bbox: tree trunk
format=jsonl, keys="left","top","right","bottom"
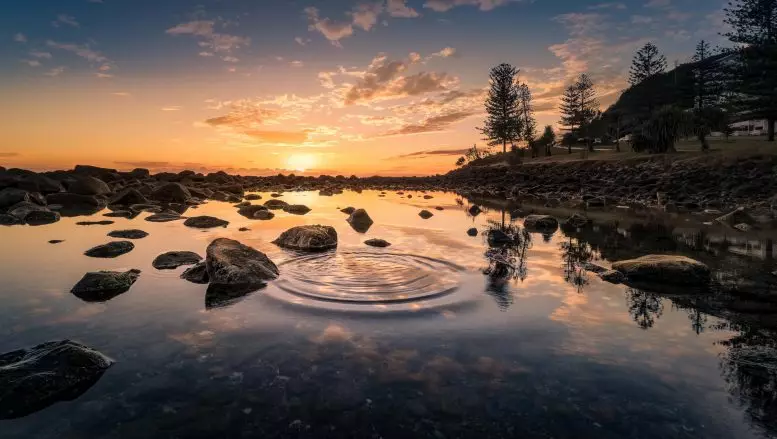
{"left": 699, "top": 132, "right": 709, "bottom": 152}
{"left": 768, "top": 117, "right": 775, "bottom": 142}
{"left": 503, "top": 140, "right": 507, "bottom": 153}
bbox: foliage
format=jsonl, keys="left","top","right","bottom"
{"left": 454, "top": 144, "right": 491, "bottom": 167}
{"left": 642, "top": 105, "right": 690, "bottom": 153}
{"left": 517, "top": 83, "right": 537, "bottom": 146}
{"left": 558, "top": 74, "right": 600, "bottom": 152}
{"left": 480, "top": 63, "right": 523, "bottom": 153}
{"left": 628, "top": 42, "right": 668, "bottom": 86}
{"left": 535, "top": 125, "right": 556, "bottom": 156}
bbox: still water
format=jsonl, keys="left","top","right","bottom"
{"left": 1, "top": 190, "right": 776, "bottom": 438}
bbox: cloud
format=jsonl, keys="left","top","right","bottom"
{"left": 44, "top": 66, "right": 65, "bottom": 77}
{"left": 30, "top": 51, "right": 52, "bottom": 59}
{"left": 588, "top": 2, "right": 626, "bottom": 10}
{"left": 428, "top": 46, "right": 458, "bottom": 59}
{"left": 423, "top": 0, "right": 519, "bottom": 12}
{"left": 395, "top": 148, "right": 469, "bottom": 158}
{"left": 222, "top": 56, "right": 239, "bottom": 63}
{"left": 378, "top": 110, "right": 476, "bottom": 136}
{"left": 645, "top": 0, "right": 671, "bottom": 8}
{"left": 304, "top": 7, "right": 355, "bottom": 44}
{"left": 294, "top": 36, "right": 310, "bottom": 46}
{"left": 52, "top": 14, "right": 79, "bottom": 28}
{"left": 96, "top": 72, "right": 113, "bottom": 78}
{"left": 0, "top": 152, "right": 20, "bottom": 158}
{"left": 387, "top": 0, "right": 420, "bottom": 17}
{"left": 13, "top": 33, "right": 27, "bottom": 43}
{"left": 22, "top": 60, "right": 41, "bottom": 67}
{"left": 243, "top": 130, "right": 312, "bottom": 144}
{"left": 46, "top": 40, "right": 110, "bottom": 63}
{"left": 352, "top": 2, "right": 383, "bottom": 31}
{"left": 112, "top": 92, "right": 131, "bottom": 97}
{"left": 204, "top": 102, "right": 282, "bottom": 128}
{"left": 290, "top": 60, "right": 304, "bottom": 67}
{"left": 166, "top": 20, "right": 250, "bottom": 55}
{"left": 161, "top": 106, "right": 182, "bottom": 111}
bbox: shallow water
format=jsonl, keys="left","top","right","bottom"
{"left": 1, "top": 190, "right": 776, "bottom": 438}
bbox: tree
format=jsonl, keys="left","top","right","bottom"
{"left": 517, "top": 83, "right": 538, "bottom": 156}
{"left": 480, "top": 63, "right": 523, "bottom": 153}
{"left": 558, "top": 74, "right": 600, "bottom": 153}
{"left": 629, "top": 42, "right": 668, "bottom": 86}
{"left": 537, "top": 125, "right": 556, "bottom": 156}
{"left": 559, "top": 83, "right": 581, "bottom": 154}
{"left": 723, "top": 0, "right": 777, "bottom": 142}
{"left": 691, "top": 40, "right": 723, "bottom": 151}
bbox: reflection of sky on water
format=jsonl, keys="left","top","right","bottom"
{"left": 1, "top": 190, "right": 775, "bottom": 438}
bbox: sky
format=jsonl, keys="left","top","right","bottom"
{"left": 0, "top": 0, "right": 730, "bottom": 176}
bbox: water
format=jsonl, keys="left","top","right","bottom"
{"left": 1, "top": 190, "right": 776, "bottom": 438}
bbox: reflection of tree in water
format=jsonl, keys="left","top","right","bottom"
{"left": 625, "top": 288, "right": 664, "bottom": 330}
{"left": 671, "top": 301, "right": 709, "bottom": 335}
{"left": 715, "top": 321, "right": 777, "bottom": 437}
{"left": 559, "top": 237, "right": 596, "bottom": 293}
{"left": 482, "top": 216, "right": 532, "bottom": 311}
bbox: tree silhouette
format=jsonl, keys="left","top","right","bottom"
{"left": 629, "top": 42, "right": 667, "bottom": 86}
{"left": 480, "top": 63, "right": 523, "bottom": 153}
{"left": 518, "top": 83, "right": 537, "bottom": 155}
{"left": 559, "top": 74, "right": 600, "bottom": 153}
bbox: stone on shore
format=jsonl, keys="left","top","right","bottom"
{"left": 340, "top": 206, "right": 356, "bottom": 214}
{"left": 181, "top": 262, "right": 209, "bottom": 284}
{"left": 599, "top": 270, "right": 626, "bottom": 284}
{"left": 273, "top": 225, "right": 338, "bottom": 251}
{"left": 467, "top": 227, "right": 478, "bottom": 237}
{"left": 365, "top": 238, "right": 391, "bottom": 248}
{"left": 67, "top": 176, "right": 111, "bottom": 196}
{"left": 144, "top": 212, "right": 183, "bottom": 222}
{"left": 244, "top": 194, "right": 262, "bottom": 201}
{"left": 70, "top": 269, "right": 141, "bottom": 301}
{"left": 283, "top": 204, "right": 311, "bottom": 215}
{"left": 206, "top": 238, "right": 279, "bottom": 287}
{"left": 612, "top": 255, "right": 710, "bottom": 286}
{"left": 108, "top": 229, "right": 149, "bottom": 239}
{"left": 84, "top": 241, "right": 135, "bottom": 258}
{"left": 152, "top": 251, "right": 202, "bottom": 269}
{"left": 418, "top": 210, "right": 434, "bottom": 219}
{"left": 149, "top": 182, "right": 192, "bottom": 203}
{"left": 109, "top": 188, "right": 149, "bottom": 206}
{"left": 347, "top": 208, "right": 373, "bottom": 233}
{"left": 264, "top": 199, "right": 289, "bottom": 210}
{"left": 183, "top": 215, "right": 229, "bottom": 228}
{"left": 76, "top": 220, "right": 114, "bottom": 226}
{"left": 24, "top": 210, "right": 61, "bottom": 226}
{"left": 237, "top": 204, "right": 269, "bottom": 219}
{"left": 254, "top": 210, "right": 274, "bottom": 220}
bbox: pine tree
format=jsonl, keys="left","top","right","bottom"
{"left": 517, "top": 83, "right": 537, "bottom": 154}
{"left": 577, "top": 74, "right": 600, "bottom": 152}
{"left": 628, "top": 42, "right": 667, "bottom": 86}
{"left": 723, "top": 0, "right": 777, "bottom": 141}
{"left": 558, "top": 74, "right": 599, "bottom": 153}
{"left": 480, "top": 63, "right": 523, "bottom": 153}
{"left": 691, "top": 40, "right": 722, "bottom": 151}
{"left": 559, "top": 83, "right": 580, "bottom": 154}
{"left": 538, "top": 125, "right": 556, "bottom": 156}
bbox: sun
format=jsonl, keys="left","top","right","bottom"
{"left": 286, "top": 153, "right": 318, "bottom": 172}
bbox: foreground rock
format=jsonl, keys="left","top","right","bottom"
{"left": 599, "top": 270, "right": 626, "bottom": 284}
{"left": 149, "top": 182, "right": 191, "bottom": 203}
{"left": 612, "top": 255, "right": 710, "bottom": 286}
{"left": 181, "top": 262, "right": 209, "bottom": 284}
{"left": 67, "top": 176, "right": 111, "bottom": 196}
{"left": 183, "top": 215, "right": 229, "bottom": 228}
{"left": 244, "top": 193, "right": 262, "bottom": 201}
{"left": 347, "top": 208, "right": 373, "bottom": 233}
{"left": 46, "top": 193, "right": 106, "bottom": 216}
{"left": 0, "top": 340, "right": 114, "bottom": 419}
{"left": 107, "top": 229, "right": 148, "bottom": 239}
{"left": 109, "top": 188, "right": 149, "bottom": 206}
{"left": 84, "top": 241, "right": 135, "bottom": 258}
{"left": 70, "top": 269, "right": 141, "bottom": 302}
{"left": 273, "top": 225, "right": 338, "bottom": 251}
{"left": 524, "top": 215, "right": 559, "bottom": 231}
{"left": 467, "top": 227, "right": 478, "bottom": 237}
{"left": 152, "top": 251, "right": 202, "bottom": 269}
{"left": 237, "top": 204, "right": 269, "bottom": 219}
{"left": 206, "top": 238, "right": 279, "bottom": 287}
{"left": 418, "top": 210, "right": 434, "bottom": 219}
{"left": 283, "top": 204, "right": 311, "bottom": 215}
{"left": 365, "top": 238, "right": 391, "bottom": 248}
{"left": 23, "top": 210, "right": 61, "bottom": 226}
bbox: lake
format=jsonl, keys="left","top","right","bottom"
{"left": 1, "top": 190, "right": 776, "bottom": 439}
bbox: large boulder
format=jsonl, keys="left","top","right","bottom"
{"left": 184, "top": 215, "right": 229, "bottom": 228}
{"left": 8, "top": 201, "right": 48, "bottom": 220}
{"left": 612, "top": 255, "right": 710, "bottom": 286}
{"left": 206, "top": 238, "right": 279, "bottom": 287}
{"left": 149, "top": 182, "right": 191, "bottom": 203}
{"left": 70, "top": 269, "right": 141, "bottom": 302}
{"left": 15, "top": 172, "right": 62, "bottom": 194}
{"left": 272, "top": 225, "right": 338, "bottom": 251}
{"left": 0, "top": 340, "right": 114, "bottom": 419}
{"left": 714, "top": 207, "right": 756, "bottom": 229}
{"left": 67, "top": 176, "right": 111, "bottom": 196}
{"left": 347, "top": 208, "right": 373, "bottom": 233}
{"left": 181, "top": 262, "right": 209, "bottom": 284}
{"left": 84, "top": 241, "right": 135, "bottom": 258}
{"left": 152, "top": 251, "right": 202, "bottom": 269}
{"left": 109, "top": 188, "right": 149, "bottom": 206}
{"left": 0, "top": 188, "right": 32, "bottom": 210}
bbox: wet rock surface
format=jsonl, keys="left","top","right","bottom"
{"left": 524, "top": 215, "right": 559, "bottom": 231}
{"left": 612, "top": 255, "right": 710, "bottom": 286}
{"left": 273, "top": 225, "right": 338, "bottom": 251}
{"left": 364, "top": 238, "right": 391, "bottom": 247}
{"left": 70, "top": 269, "right": 141, "bottom": 302}
{"left": 418, "top": 209, "right": 434, "bottom": 219}
{"left": 0, "top": 340, "right": 114, "bottom": 419}
{"left": 347, "top": 208, "right": 373, "bottom": 233}
{"left": 152, "top": 251, "right": 203, "bottom": 269}
{"left": 183, "top": 216, "right": 229, "bottom": 228}
{"left": 107, "top": 229, "right": 148, "bottom": 239}
{"left": 84, "top": 241, "right": 135, "bottom": 258}
{"left": 181, "top": 261, "right": 209, "bottom": 284}
{"left": 283, "top": 204, "right": 311, "bottom": 215}
{"left": 206, "top": 238, "right": 279, "bottom": 287}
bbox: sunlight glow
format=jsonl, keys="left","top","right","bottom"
{"left": 286, "top": 154, "right": 318, "bottom": 172}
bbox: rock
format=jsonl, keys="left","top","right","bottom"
{"left": 583, "top": 262, "right": 608, "bottom": 274}
{"left": 149, "top": 182, "right": 192, "bottom": 203}
{"left": 130, "top": 203, "right": 162, "bottom": 213}
{"left": 238, "top": 204, "right": 269, "bottom": 219}
{"left": 423, "top": 195, "right": 433, "bottom": 199}
{"left": 48, "top": 240, "right": 64, "bottom": 244}
{"left": 15, "top": 173, "right": 62, "bottom": 194}
{"left": 181, "top": 262, "right": 209, "bottom": 284}
{"left": 206, "top": 238, "right": 279, "bottom": 287}
{"left": 418, "top": 210, "right": 434, "bottom": 219}
{"left": 238, "top": 227, "right": 250, "bottom": 232}
{"left": 734, "top": 223, "right": 752, "bottom": 232}
{"left": 46, "top": 193, "right": 106, "bottom": 216}
{"left": 0, "top": 340, "right": 114, "bottom": 419}
{"left": 599, "top": 270, "right": 626, "bottom": 284}
{"left": 467, "top": 227, "right": 478, "bottom": 237}
{"left": 8, "top": 201, "right": 47, "bottom": 220}
{"left": 70, "top": 269, "right": 141, "bottom": 302}
{"left": 84, "top": 241, "right": 135, "bottom": 258}
{"left": 109, "top": 188, "right": 148, "bottom": 206}
{"left": 67, "top": 176, "right": 111, "bottom": 196}
{"left": 273, "top": 225, "right": 338, "bottom": 251}
{"left": 0, "top": 214, "right": 20, "bottom": 225}
{"left": 0, "top": 188, "right": 31, "bottom": 210}
{"left": 145, "top": 212, "right": 183, "bottom": 222}
{"left": 714, "top": 207, "right": 755, "bottom": 229}
{"left": 254, "top": 210, "right": 274, "bottom": 220}
{"left": 264, "top": 199, "right": 289, "bottom": 210}
{"left": 152, "top": 251, "right": 202, "bottom": 269}
{"left": 270, "top": 193, "right": 282, "bottom": 198}
{"left": 24, "top": 210, "right": 60, "bottom": 226}
{"left": 103, "top": 210, "right": 135, "bottom": 218}
{"left": 468, "top": 205, "right": 482, "bottom": 216}
{"left": 347, "top": 208, "right": 373, "bottom": 233}
{"left": 340, "top": 207, "right": 356, "bottom": 214}
{"left": 586, "top": 198, "right": 605, "bottom": 208}
{"left": 283, "top": 204, "right": 311, "bottom": 215}
{"left": 319, "top": 189, "right": 334, "bottom": 196}
{"left": 524, "top": 215, "right": 559, "bottom": 231}
{"left": 612, "top": 255, "right": 710, "bottom": 286}
{"left": 76, "top": 220, "right": 114, "bottom": 226}
{"left": 435, "top": 206, "right": 444, "bottom": 211}
{"left": 184, "top": 216, "right": 229, "bottom": 228}
{"left": 487, "top": 229, "right": 513, "bottom": 246}
{"left": 234, "top": 201, "right": 250, "bottom": 208}
{"left": 107, "top": 229, "right": 148, "bottom": 239}
{"left": 244, "top": 194, "right": 262, "bottom": 201}
{"left": 212, "top": 191, "right": 241, "bottom": 203}
{"left": 365, "top": 238, "right": 391, "bottom": 248}
{"left": 565, "top": 214, "right": 590, "bottom": 228}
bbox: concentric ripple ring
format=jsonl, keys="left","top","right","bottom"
{"left": 273, "top": 251, "right": 464, "bottom": 305}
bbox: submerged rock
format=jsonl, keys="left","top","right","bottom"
{"left": 254, "top": 210, "right": 274, "bottom": 220}
{"left": 423, "top": 195, "right": 433, "bottom": 199}
{"left": 418, "top": 210, "right": 434, "bottom": 219}
{"left": 347, "top": 208, "right": 373, "bottom": 233}
{"left": 467, "top": 227, "right": 478, "bottom": 237}
{"left": 612, "top": 255, "right": 710, "bottom": 286}
{"left": 238, "top": 227, "right": 250, "bottom": 232}
{"left": 468, "top": 205, "right": 482, "bottom": 216}
{"left": 273, "top": 225, "right": 338, "bottom": 251}
{"left": 264, "top": 199, "right": 289, "bottom": 210}
{"left": 206, "top": 238, "right": 279, "bottom": 287}
{"left": 152, "top": 251, "right": 202, "bottom": 269}
{"left": 183, "top": 216, "right": 229, "bottom": 228}
{"left": 144, "top": 212, "right": 183, "bottom": 222}
{"left": 0, "top": 340, "right": 114, "bottom": 419}
{"left": 283, "top": 204, "right": 311, "bottom": 215}
{"left": 244, "top": 193, "right": 262, "bottom": 201}
{"left": 76, "top": 220, "right": 114, "bottom": 226}
{"left": 84, "top": 241, "right": 135, "bottom": 258}
{"left": 524, "top": 215, "right": 559, "bottom": 231}
{"left": 70, "top": 269, "right": 141, "bottom": 302}
{"left": 48, "top": 239, "right": 64, "bottom": 244}
{"left": 365, "top": 238, "right": 391, "bottom": 248}
{"left": 24, "top": 210, "right": 60, "bottom": 226}
{"left": 181, "top": 262, "right": 209, "bottom": 284}
{"left": 103, "top": 210, "right": 136, "bottom": 218}
{"left": 340, "top": 206, "right": 356, "bottom": 214}
{"left": 46, "top": 193, "right": 106, "bottom": 216}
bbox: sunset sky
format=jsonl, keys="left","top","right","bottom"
{"left": 1, "top": 0, "right": 728, "bottom": 176}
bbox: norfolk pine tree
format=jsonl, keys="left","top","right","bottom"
{"left": 480, "top": 63, "right": 523, "bottom": 153}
